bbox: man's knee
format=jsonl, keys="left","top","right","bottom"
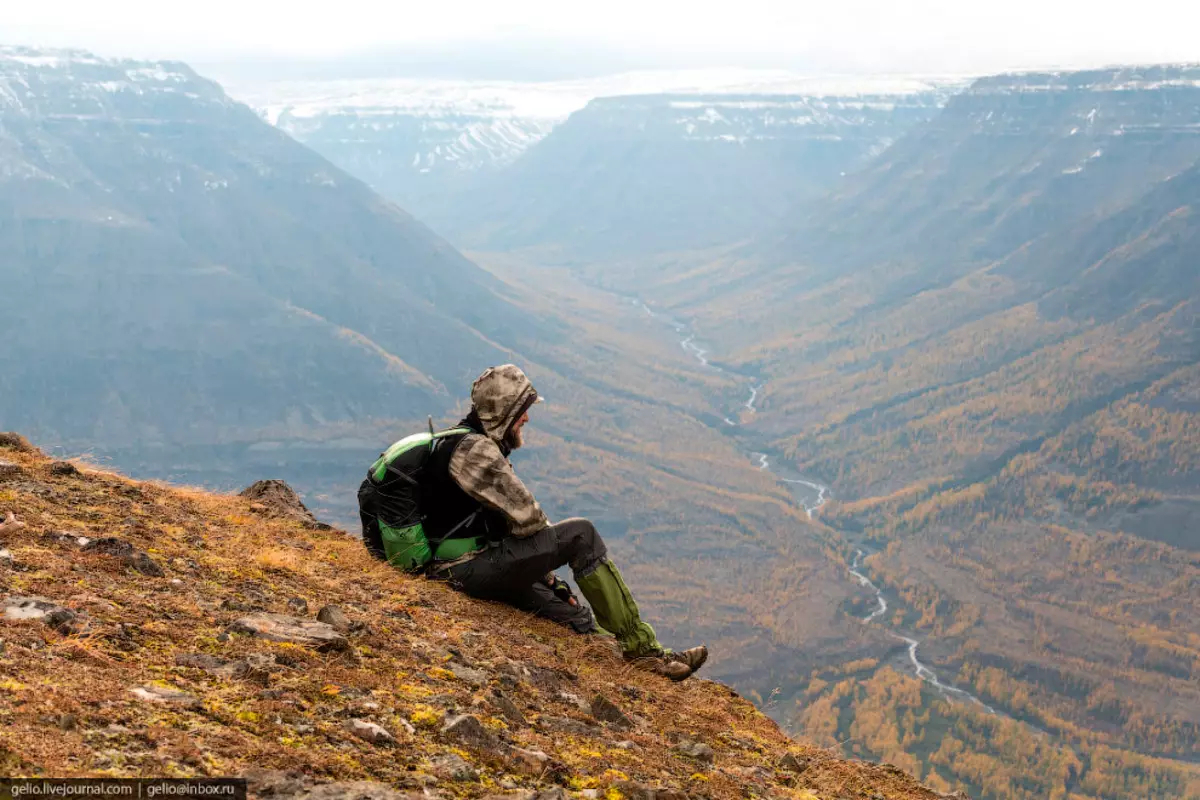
{"left": 554, "top": 517, "right": 606, "bottom": 573}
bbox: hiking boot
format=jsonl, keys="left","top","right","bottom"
{"left": 624, "top": 652, "right": 694, "bottom": 682}
{"left": 666, "top": 645, "right": 708, "bottom": 674}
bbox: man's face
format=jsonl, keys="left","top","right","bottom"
{"left": 507, "top": 410, "right": 531, "bottom": 449}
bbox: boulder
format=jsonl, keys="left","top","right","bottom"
{"left": 590, "top": 694, "right": 633, "bottom": 730}
{"left": 490, "top": 689, "right": 527, "bottom": 727}
{"left": 2, "top": 596, "right": 83, "bottom": 633}
{"left": 175, "top": 652, "right": 272, "bottom": 685}
{"left": 611, "top": 781, "right": 655, "bottom": 800}
{"left": 48, "top": 461, "right": 80, "bottom": 477}
{"left": 82, "top": 537, "right": 164, "bottom": 577}
{"left": 229, "top": 612, "right": 349, "bottom": 652}
{"left": 316, "top": 605, "right": 351, "bottom": 632}
{"left": 129, "top": 684, "right": 200, "bottom": 709}
{"left": 344, "top": 719, "right": 397, "bottom": 747}
{"left": 672, "top": 739, "right": 715, "bottom": 764}
{"left": 43, "top": 531, "right": 91, "bottom": 548}
{"left": 449, "top": 663, "right": 490, "bottom": 687}
{"left": 538, "top": 715, "right": 600, "bottom": 738}
{"left": 0, "top": 461, "right": 23, "bottom": 480}
{"left": 286, "top": 597, "right": 309, "bottom": 615}
{"left": 777, "top": 753, "right": 810, "bottom": 773}
{"left": 441, "top": 714, "right": 500, "bottom": 752}
{"left": 429, "top": 753, "right": 478, "bottom": 782}
{"left": 239, "top": 480, "right": 330, "bottom": 530}
{"left": 507, "top": 747, "right": 550, "bottom": 776}
{"left": 0, "top": 548, "right": 12, "bottom": 567}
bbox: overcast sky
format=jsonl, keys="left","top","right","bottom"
{"left": 7, "top": 0, "right": 1200, "bottom": 79}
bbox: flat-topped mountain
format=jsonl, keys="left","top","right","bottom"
{"left": 442, "top": 88, "right": 956, "bottom": 256}
{"left": 236, "top": 73, "right": 963, "bottom": 256}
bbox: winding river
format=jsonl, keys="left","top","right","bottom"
{"left": 631, "top": 296, "right": 998, "bottom": 712}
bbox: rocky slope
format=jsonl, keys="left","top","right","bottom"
{"left": 0, "top": 433, "right": 953, "bottom": 800}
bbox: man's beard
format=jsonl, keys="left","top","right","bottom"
{"left": 504, "top": 426, "right": 524, "bottom": 450}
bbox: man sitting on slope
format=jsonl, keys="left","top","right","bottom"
{"left": 358, "top": 364, "right": 708, "bottom": 681}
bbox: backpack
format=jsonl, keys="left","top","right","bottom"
{"left": 359, "top": 425, "right": 479, "bottom": 572}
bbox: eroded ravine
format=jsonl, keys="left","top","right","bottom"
{"left": 630, "top": 296, "right": 1002, "bottom": 712}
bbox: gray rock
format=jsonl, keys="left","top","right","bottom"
{"left": 230, "top": 612, "right": 349, "bottom": 652}
{"left": 535, "top": 790, "right": 569, "bottom": 800}
{"left": 590, "top": 694, "right": 633, "bottom": 730}
{"left": 129, "top": 684, "right": 200, "bottom": 708}
{"left": 611, "top": 781, "right": 655, "bottom": 800}
{"left": 125, "top": 550, "right": 165, "bottom": 577}
{"left": 672, "top": 739, "right": 715, "bottom": 764}
{"left": 614, "top": 740, "right": 639, "bottom": 751}
{"left": 490, "top": 689, "right": 527, "bottom": 727}
{"left": 557, "top": 691, "right": 589, "bottom": 711}
{"left": 507, "top": 747, "right": 550, "bottom": 776}
{"left": 441, "top": 714, "right": 500, "bottom": 752}
{"left": 777, "top": 753, "right": 810, "bottom": 773}
{"left": 733, "top": 766, "right": 773, "bottom": 783}
{"left": 345, "top": 719, "right": 396, "bottom": 747}
{"left": 239, "top": 480, "right": 330, "bottom": 531}
{"left": 82, "top": 537, "right": 135, "bottom": 557}
{"left": 0, "top": 461, "right": 23, "bottom": 480}
{"left": 2, "top": 596, "right": 83, "bottom": 633}
{"left": 42, "top": 531, "right": 91, "bottom": 549}
{"left": 82, "top": 537, "right": 164, "bottom": 577}
{"left": 0, "top": 549, "right": 12, "bottom": 567}
{"left": 449, "top": 663, "right": 489, "bottom": 687}
{"left": 538, "top": 715, "right": 600, "bottom": 737}
{"left": 429, "top": 753, "right": 478, "bottom": 782}
{"left": 316, "top": 605, "right": 351, "bottom": 632}
{"left": 174, "top": 652, "right": 271, "bottom": 685}
{"left": 286, "top": 597, "right": 309, "bottom": 615}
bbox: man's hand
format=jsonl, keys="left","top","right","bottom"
{"left": 543, "top": 573, "right": 578, "bottom": 606}
{"left": 0, "top": 512, "right": 26, "bottom": 536}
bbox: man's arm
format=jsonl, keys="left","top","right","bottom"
{"left": 448, "top": 434, "right": 549, "bottom": 538}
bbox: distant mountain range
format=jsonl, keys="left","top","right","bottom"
{"left": 228, "top": 72, "right": 966, "bottom": 255}
{"left": 616, "top": 64, "right": 1200, "bottom": 797}
{"left": 0, "top": 45, "right": 548, "bottom": 458}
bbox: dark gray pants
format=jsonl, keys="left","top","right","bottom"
{"left": 442, "top": 518, "right": 605, "bottom": 634}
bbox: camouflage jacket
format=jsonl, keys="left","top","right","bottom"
{"left": 447, "top": 364, "right": 549, "bottom": 539}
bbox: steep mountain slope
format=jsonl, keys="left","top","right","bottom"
{"left": 443, "top": 88, "right": 955, "bottom": 256}
{"left": 233, "top": 73, "right": 962, "bottom": 257}
{"left": 0, "top": 435, "right": 959, "bottom": 800}
{"left": 0, "top": 47, "right": 883, "bottom": 753}
{"left": 0, "top": 46, "right": 549, "bottom": 457}
{"left": 587, "top": 65, "right": 1200, "bottom": 797}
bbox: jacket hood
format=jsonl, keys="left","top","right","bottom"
{"left": 470, "top": 364, "right": 540, "bottom": 444}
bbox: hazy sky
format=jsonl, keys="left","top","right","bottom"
{"left": 7, "top": 0, "right": 1200, "bottom": 79}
